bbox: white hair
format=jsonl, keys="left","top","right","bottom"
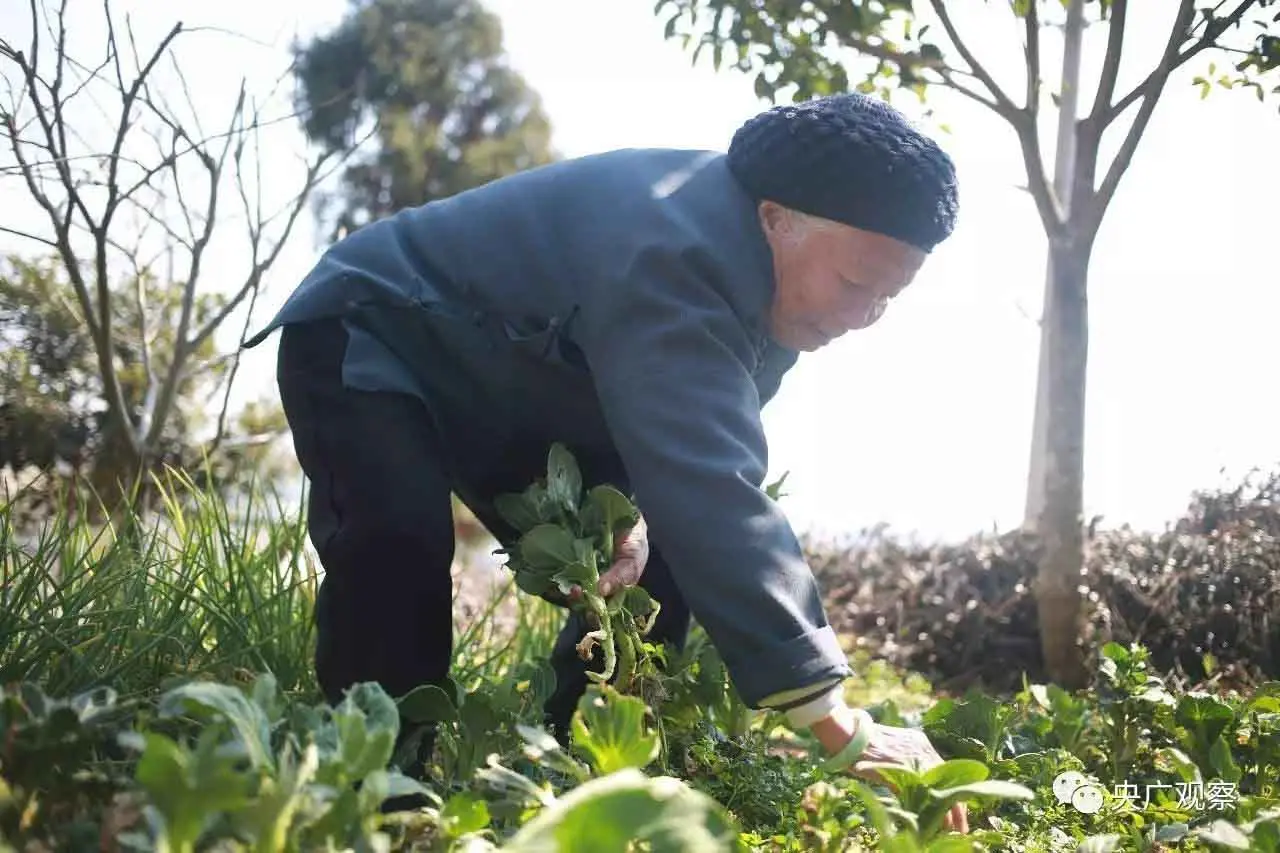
{"left": 775, "top": 207, "right": 840, "bottom": 245}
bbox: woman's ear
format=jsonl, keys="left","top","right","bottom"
{"left": 758, "top": 200, "right": 794, "bottom": 244}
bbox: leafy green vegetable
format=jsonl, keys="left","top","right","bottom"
{"left": 494, "top": 443, "right": 659, "bottom": 690}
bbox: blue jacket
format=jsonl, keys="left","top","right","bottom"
{"left": 244, "top": 148, "right": 852, "bottom": 710}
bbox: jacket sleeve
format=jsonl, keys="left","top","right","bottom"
{"left": 575, "top": 242, "right": 853, "bottom": 709}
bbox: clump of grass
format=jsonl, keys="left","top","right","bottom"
{"left": 1, "top": 466, "right": 321, "bottom": 701}
{"left": 1, "top": 465, "right": 572, "bottom": 707}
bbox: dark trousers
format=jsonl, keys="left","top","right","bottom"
{"left": 276, "top": 317, "right": 690, "bottom": 776}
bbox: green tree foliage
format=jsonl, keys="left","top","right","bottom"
{"left": 648, "top": 0, "right": 1279, "bottom": 689}
{"left": 0, "top": 255, "right": 293, "bottom": 524}
{"left": 293, "top": 0, "right": 558, "bottom": 239}
{"left": 652, "top": 1, "right": 1278, "bottom": 112}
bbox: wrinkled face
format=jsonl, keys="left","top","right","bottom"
{"left": 759, "top": 201, "right": 928, "bottom": 352}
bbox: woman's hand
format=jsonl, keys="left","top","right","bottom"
{"left": 810, "top": 705, "right": 969, "bottom": 834}
{"left": 555, "top": 516, "right": 649, "bottom": 608}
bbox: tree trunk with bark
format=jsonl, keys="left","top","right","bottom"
{"left": 1033, "top": 235, "right": 1093, "bottom": 689}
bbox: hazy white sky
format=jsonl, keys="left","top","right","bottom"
{"left": 3, "top": 1, "right": 1278, "bottom": 542}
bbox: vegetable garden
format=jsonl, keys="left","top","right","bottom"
{"left": 1, "top": 452, "right": 1277, "bottom": 851}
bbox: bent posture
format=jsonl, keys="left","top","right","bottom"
{"left": 245, "top": 92, "right": 968, "bottom": 832}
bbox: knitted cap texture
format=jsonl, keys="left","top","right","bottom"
{"left": 727, "top": 93, "right": 959, "bottom": 252}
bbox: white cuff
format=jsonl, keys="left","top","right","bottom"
{"left": 782, "top": 684, "right": 846, "bottom": 729}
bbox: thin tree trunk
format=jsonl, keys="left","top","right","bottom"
{"left": 1034, "top": 235, "right": 1092, "bottom": 689}
{"left": 1025, "top": 0, "right": 1087, "bottom": 529}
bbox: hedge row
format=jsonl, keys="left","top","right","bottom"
{"left": 808, "top": 467, "right": 1280, "bottom": 694}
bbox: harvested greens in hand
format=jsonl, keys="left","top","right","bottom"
{"left": 493, "top": 443, "right": 660, "bottom": 689}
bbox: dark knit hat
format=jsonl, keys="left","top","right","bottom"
{"left": 727, "top": 93, "right": 959, "bottom": 252}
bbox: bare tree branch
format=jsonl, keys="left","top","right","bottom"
{"left": 1013, "top": 114, "right": 1066, "bottom": 236}
{"left": 926, "top": 0, "right": 1020, "bottom": 117}
{"left": 136, "top": 81, "right": 242, "bottom": 450}
{"left": 935, "top": 69, "right": 1006, "bottom": 114}
{"left": 3, "top": 0, "right": 364, "bottom": 492}
{"left": 209, "top": 242, "right": 263, "bottom": 456}
{"left": 187, "top": 146, "right": 344, "bottom": 354}
{"left": 1103, "top": 0, "right": 1256, "bottom": 123}
{"left": 118, "top": 190, "right": 195, "bottom": 250}
{"left": 1085, "top": 1, "right": 1198, "bottom": 234}
{"left": 0, "top": 223, "right": 58, "bottom": 247}
{"left": 2, "top": 55, "right": 103, "bottom": 351}
{"left": 85, "top": 0, "right": 181, "bottom": 457}
{"left": 1090, "top": 0, "right": 1128, "bottom": 122}
{"left": 1002, "top": 0, "right": 1065, "bottom": 236}
{"left": 1023, "top": 0, "right": 1041, "bottom": 112}
{"left": 833, "top": 27, "right": 1007, "bottom": 116}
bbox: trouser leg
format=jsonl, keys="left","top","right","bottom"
{"left": 276, "top": 317, "right": 456, "bottom": 781}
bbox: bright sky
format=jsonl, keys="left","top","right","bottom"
{"left": 3, "top": 1, "right": 1278, "bottom": 543}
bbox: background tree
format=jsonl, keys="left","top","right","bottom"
{"left": 651, "top": 0, "right": 1280, "bottom": 688}
{"left": 291, "top": 0, "right": 559, "bottom": 564}
{"left": 291, "top": 0, "right": 557, "bottom": 241}
{"left": 0, "top": 254, "right": 294, "bottom": 527}
{"left": 0, "top": 0, "right": 359, "bottom": 519}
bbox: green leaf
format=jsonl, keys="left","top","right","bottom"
{"left": 1101, "top": 642, "right": 1131, "bottom": 664}
{"left": 764, "top": 471, "right": 790, "bottom": 500}
{"left": 857, "top": 761, "right": 925, "bottom": 790}
{"left": 1209, "top": 734, "right": 1242, "bottom": 783}
{"left": 325, "top": 683, "right": 401, "bottom": 781}
{"left": 844, "top": 779, "right": 907, "bottom": 841}
{"left": 553, "top": 560, "right": 600, "bottom": 596}
{"left": 520, "top": 524, "right": 578, "bottom": 570}
{"left": 494, "top": 492, "right": 543, "bottom": 534}
{"left": 930, "top": 780, "right": 1037, "bottom": 803}
{"left": 1177, "top": 692, "right": 1236, "bottom": 744}
{"left": 398, "top": 683, "right": 460, "bottom": 724}
{"left": 922, "top": 693, "right": 1008, "bottom": 761}
{"left": 585, "top": 484, "right": 639, "bottom": 533}
{"left": 502, "top": 769, "right": 738, "bottom": 852}
{"left": 132, "top": 729, "right": 251, "bottom": 850}
{"left": 623, "top": 585, "right": 658, "bottom": 616}
{"left": 440, "top": 790, "right": 491, "bottom": 838}
{"left": 1155, "top": 746, "right": 1202, "bottom": 783}
{"left": 459, "top": 690, "right": 503, "bottom": 740}
{"left": 922, "top": 759, "right": 989, "bottom": 790}
{"left": 515, "top": 567, "right": 556, "bottom": 598}
{"left": 546, "top": 443, "right": 583, "bottom": 514}
{"left": 344, "top": 681, "right": 401, "bottom": 736}
{"left": 570, "top": 688, "right": 660, "bottom": 775}
{"left": 1249, "top": 820, "right": 1280, "bottom": 853}
{"left": 157, "top": 680, "right": 274, "bottom": 771}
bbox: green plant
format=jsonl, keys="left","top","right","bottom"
{"left": 5, "top": 460, "right": 1280, "bottom": 851}
{"left": 491, "top": 443, "right": 660, "bottom": 690}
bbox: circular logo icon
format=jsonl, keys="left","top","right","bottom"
{"left": 1071, "top": 782, "right": 1106, "bottom": 814}
{"left": 1052, "top": 771, "right": 1087, "bottom": 805}
{"left": 1052, "top": 771, "right": 1106, "bottom": 814}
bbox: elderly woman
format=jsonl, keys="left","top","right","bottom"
{"left": 244, "top": 91, "right": 966, "bottom": 832}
